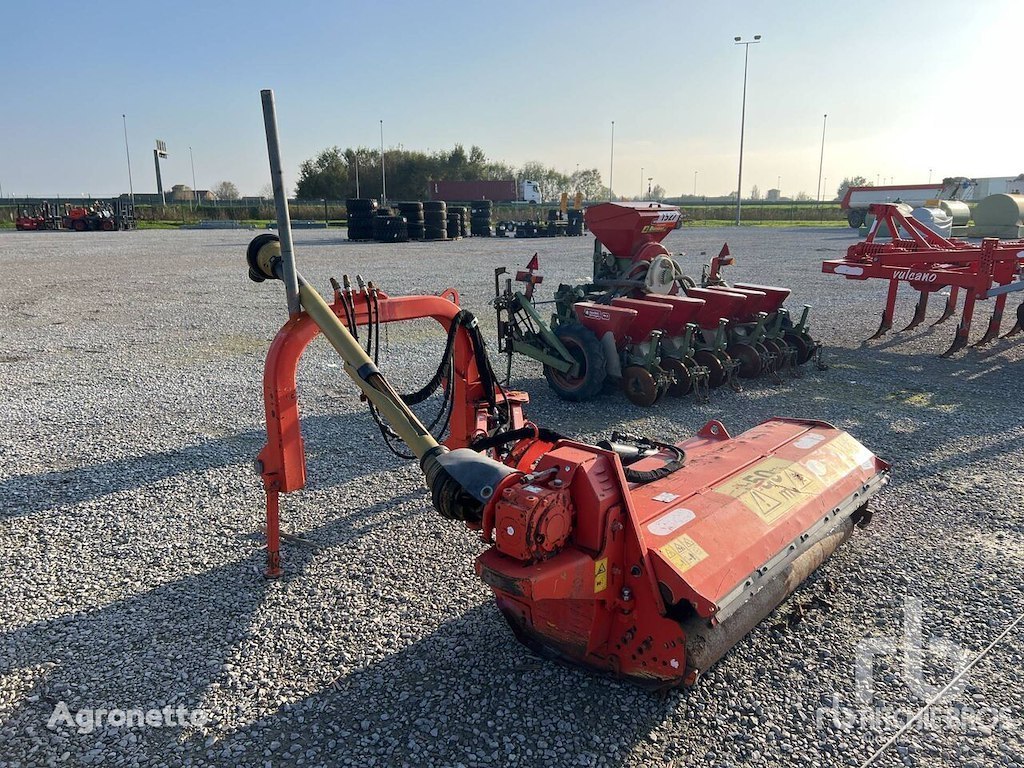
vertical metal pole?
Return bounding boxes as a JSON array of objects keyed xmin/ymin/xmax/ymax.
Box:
[
  {"xmin": 122, "ymin": 114, "xmax": 134, "ymax": 207},
  {"xmin": 189, "ymin": 145, "xmax": 197, "ymax": 211},
  {"xmin": 153, "ymin": 149, "xmax": 165, "ymax": 206},
  {"xmin": 816, "ymin": 113, "xmax": 827, "ymax": 202},
  {"xmin": 609, "ymin": 121, "xmax": 615, "ymax": 201},
  {"xmin": 693, "ymin": 171, "xmax": 697, "ymax": 197},
  {"xmin": 735, "ymin": 43, "xmax": 749, "ymax": 226},
  {"xmin": 260, "ymin": 89, "xmax": 300, "ymax": 317},
  {"xmin": 640, "ymin": 167, "xmax": 643, "ymax": 200},
  {"xmin": 355, "ymin": 159, "xmax": 360, "ymax": 198},
  {"xmin": 379, "ymin": 120, "xmax": 386, "ymax": 205},
  {"xmin": 323, "ymin": 198, "xmax": 328, "ymax": 228}
]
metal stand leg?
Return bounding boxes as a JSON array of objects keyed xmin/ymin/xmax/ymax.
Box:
[{"xmin": 265, "ymin": 488, "xmax": 283, "ymax": 578}]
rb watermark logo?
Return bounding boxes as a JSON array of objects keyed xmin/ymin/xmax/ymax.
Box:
[
  {"xmin": 816, "ymin": 597, "xmax": 1014, "ymax": 734},
  {"xmin": 47, "ymin": 702, "xmax": 208, "ymax": 735}
]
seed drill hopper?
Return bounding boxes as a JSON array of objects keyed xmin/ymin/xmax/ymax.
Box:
[
  {"xmin": 249, "ymin": 90, "xmax": 889, "ymax": 689},
  {"xmin": 822, "ymin": 203, "xmax": 1024, "ymax": 356},
  {"xmin": 495, "ymin": 202, "xmax": 821, "ymax": 406}
]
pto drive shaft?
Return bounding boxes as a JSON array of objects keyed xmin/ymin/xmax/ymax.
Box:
[{"xmin": 246, "ymin": 234, "xmax": 516, "ymax": 523}]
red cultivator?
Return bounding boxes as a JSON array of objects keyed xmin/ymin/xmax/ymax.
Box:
[{"xmin": 822, "ymin": 203, "xmax": 1024, "ymax": 356}]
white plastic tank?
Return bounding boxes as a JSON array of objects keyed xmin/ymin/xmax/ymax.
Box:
[
  {"xmin": 911, "ymin": 206, "xmax": 953, "ymax": 238},
  {"xmin": 938, "ymin": 199, "xmax": 971, "ymax": 227}
]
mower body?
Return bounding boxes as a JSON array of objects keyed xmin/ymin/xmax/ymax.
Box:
[{"xmin": 477, "ymin": 418, "xmax": 888, "ymax": 688}]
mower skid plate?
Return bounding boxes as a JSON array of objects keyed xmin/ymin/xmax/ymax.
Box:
[{"xmin": 629, "ymin": 418, "xmax": 889, "ymax": 623}]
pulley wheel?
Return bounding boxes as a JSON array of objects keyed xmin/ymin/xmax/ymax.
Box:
[
  {"xmin": 660, "ymin": 357, "xmax": 693, "ymax": 397},
  {"xmin": 693, "ymin": 349, "xmax": 726, "ymax": 388},
  {"xmin": 621, "ymin": 366, "xmax": 660, "ymax": 407},
  {"xmin": 727, "ymin": 343, "xmax": 762, "ymax": 379}
]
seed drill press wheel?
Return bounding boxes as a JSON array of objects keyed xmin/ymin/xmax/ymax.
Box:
[
  {"xmin": 693, "ymin": 349, "xmax": 727, "ymax": 388},
  {"xmin": 542, "ymin": 323, "xmax": 607, "ymax": 402},
  {"xmin": 621, "ymin": 365, "xmax": 661, "ymax": 407},
  {"xmin": 783, "ymin": 330, "xmax": 812, "ymax": 365},
  {"xmin": 727, "ymin": 343, "xmax": 762, "ymax": 379},
  {"xmin": 660, "ymin": 357, "xmax": 693, "ymax": 397}
]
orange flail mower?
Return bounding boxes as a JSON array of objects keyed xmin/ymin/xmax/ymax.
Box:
[{"xmin": 249, "ymin": 89, "xmax": 889, "ymax": 688}]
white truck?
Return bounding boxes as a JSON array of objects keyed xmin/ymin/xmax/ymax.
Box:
[{"xmin": 520, "ymin": 180, "xmax": 542, "ymax": 204}]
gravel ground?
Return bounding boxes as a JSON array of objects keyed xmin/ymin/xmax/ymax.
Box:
[{"xmin": 0, "ymin": 226, "xmax": 1021, "ymax": 768}]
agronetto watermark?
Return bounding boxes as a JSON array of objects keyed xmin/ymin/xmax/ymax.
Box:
[
  {"xmin": 47, "ymin": 701, "xmax": 209, "ymax": 735},
  {"xmin": 815, "ymin": 596, "xmax": 1016, "ymax": 736}
]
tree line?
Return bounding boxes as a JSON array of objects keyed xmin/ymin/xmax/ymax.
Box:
[{"xmin": 293, "ymin": 144, "xmax": 608, "ymax": 202}]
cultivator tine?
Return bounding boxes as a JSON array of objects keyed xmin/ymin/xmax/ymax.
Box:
[
  {"xmin": 867, "ymin": 280, "xmax": 899, "ymax": 340},
  {"xmin": 941, "ymin": 292, "xmax": 977, "ymax": 357},
  {"xmin": 931, "ymin": 288, "xmax": 959, "ymax": 326},
  {"xmin": 900, "ymin": 291, "xmax": 929, "ymax": 332},
  {"xmin": 974, "ymin": 293, "xmax": 1006, "ymax": 347},
  {"xmin": 1001, "ymin": 312, "xmax": 1023, "ymax": 338}
]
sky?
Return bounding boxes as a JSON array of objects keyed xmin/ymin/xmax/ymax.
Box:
[{"xmin": 2, "ymin": 0, "xmax": 1021, "ymax": 200}]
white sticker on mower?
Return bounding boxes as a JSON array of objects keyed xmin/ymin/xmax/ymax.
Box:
[
  {"xmin": 648, "ymin": 507, "xmax": 696, "ymax": 536},
  {"xmin": 794, "ymin": 433, "xmax": 826, "ymax": 450},
  {"xmin": 522, "ymin": 485, "xmax": 543, "ymax": 493},
  {"xmin": 834, "ymin": 265, "xmax": 864, "ymax": 277},
  {"xmin": 805, "ymin": 459, "xmax": 828, "ymax": 478},
  {"xmin": 582, "ymin": 307, "xmax": 611, "ymax": 321}
]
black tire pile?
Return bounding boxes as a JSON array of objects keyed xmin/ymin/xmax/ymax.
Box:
[
  {"xmin": 346, "ymin": 198, "xmax": 377, "ymax": 240},
  {"xmin": 446, "ymin": 211, "xmax": 462, "ymax": 240},
  {"xmin": 372, "ymin": 206, "xmax": 409, "ymax": 243},
  {"xmin": 423, "ymin": 201, "xmax": 447, "ymax": 240},
  {"xmin": 470, "ymin": 200, "xmax": 493, "ymax": 236},
  {"xmin": 397, "ymin": 202, "xmax": 425, "ymax": 240},
  {"xmin": 450, "ymin": 206, "xmax": 470, "ymax": 238}
]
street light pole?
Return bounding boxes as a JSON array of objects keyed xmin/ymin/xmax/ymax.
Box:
[
  {"xmin": 355, "ymin": 159, "xmax": 360, "ymax": 198},
  {"xmin": 122, "ymin": 114, "xmax": 134, "ymax": 206},
  {"xmin": 640, "ymin": 166, "xmax": 643, "ymax": 200},
  {"xmin": 379, "ymin": 120, "xmax": 387, "ymax": 205},
  {"xmin": 609, "ymin": 121, "xmax": 615, "ymax": 201},
  {"xmin": 734, "ymin": 34, "xmax": 761, "ymax": 226},
  {"xmin": 816, "ymin": 113, "xmax": 827, "ymax": 202},
  {"xmin": 189, "ymin": 145, "xmax": 197, "ymax": 211},
  {"xmin": 693, "ymin": 170, "xmax": 698, "ymax": 197}
]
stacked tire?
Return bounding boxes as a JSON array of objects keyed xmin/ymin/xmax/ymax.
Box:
[
  {"xmin": 398, "ymin": 202, "xmax": 425, "ymax": 240},
  {"xmin": 448, "ymin": 206, "xmax": 469, "ymax": 238},
  {"xmin": 373, "ymin": 207, "xmax": 409, "ymax": 243},
  {"xmin": 470, "ymin": 200, "xmax": 492, "ymax": 236},
  {"xmin": 424, "ymin": 201, "xmax": 447, "ymax": 240},
  {"xmin": 447, "ymin": 211, "xmax": 462, "ymax": 240},
  {"xmin": 346, "ymin": 198, "xmax": 377, "ymax": 240}
]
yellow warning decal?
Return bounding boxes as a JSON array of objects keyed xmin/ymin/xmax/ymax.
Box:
[
  {"xmin": 659, "ymin": 534, "xmax": 709, "ymax": 573},
  {"xmin": 594, "ymin": 558, "xmax": 608, "ymax": 593},
  {"xmin": 715, "ymin": 457, "xmax": 824, "ymax": 524}
]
